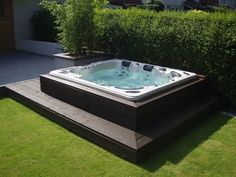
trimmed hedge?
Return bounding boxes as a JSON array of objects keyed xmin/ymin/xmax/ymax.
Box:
[{"xmin": 95, "ymin": 9, "xmax": 236, "ymax": 107}]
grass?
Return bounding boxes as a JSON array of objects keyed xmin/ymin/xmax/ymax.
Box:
[{"xmin": 0, "ymin": 98, "xmax": 236, "ymax": 177}]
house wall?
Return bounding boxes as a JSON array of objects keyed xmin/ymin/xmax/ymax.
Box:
[
  {"xmin": 13, "ymin": 0, "xmax": 40, "ymax": 44},
  {"xmin": 12, "ymin": 0, "xmax": 61, "ymax": 56},
  {"xmin": 110, "ymin": 0, "xmax": 185, "ymax": 8},
  {"xmin": 219, "ymin": 0, "xmax": 236, "ymax": 7},
  {"xmin": 0, "ymin": 0, "xmax": 15, "ymax": 51},
  {"xmin": 163, "ymin": 0, "xmax": 184, "ymax": 8}
]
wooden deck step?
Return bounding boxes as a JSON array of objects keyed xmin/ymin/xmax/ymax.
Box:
[
  {"xmin": 3, "ymin": 79, "xmax": 220, "ymax": 163},
  {"xmin": 0, "ymin": 86, "xmax": 5, "ymax": 97},
  {"xmin": 40, "ymin": 74, "xmax": 212, "ymax": 130}
]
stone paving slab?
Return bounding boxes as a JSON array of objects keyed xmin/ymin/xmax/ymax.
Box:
[{"xmin": 0, "ymin": 51, "xmax": 61, "ymax": 85}]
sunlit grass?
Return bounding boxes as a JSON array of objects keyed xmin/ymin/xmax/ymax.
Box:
[{"xmin": 0, "ymin": 98, "xmax": 235, "ymax": 177}]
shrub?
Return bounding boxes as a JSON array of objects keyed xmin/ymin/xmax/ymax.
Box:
[
  {"xmin": 30, "ymin": 9, "xmax": 58, "ymax": 42},
  {"xmin": 41, "ymin": 0, "xmax": 95, "ymax": 55},
  {"xmin": 95, "ymin": 9, "xmax": 236, "ymax": 108}
]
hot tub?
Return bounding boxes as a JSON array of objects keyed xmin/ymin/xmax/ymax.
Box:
[{"xmin": 49, "ymin": 59, "xmax": 196, "ymax": 101}]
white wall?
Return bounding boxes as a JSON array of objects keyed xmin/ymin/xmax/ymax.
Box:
[
  {"xmin": 13, "ymin": 0, "xmax": 62, "ymax": 56},
  {"xmin": 13, "ymin": 0, "xmax": 41, "ymax": 42}
]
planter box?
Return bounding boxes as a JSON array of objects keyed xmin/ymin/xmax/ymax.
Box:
[
  {"xmin": 15, "ymin": 40, "xmax": 62, "ymax": 57},
  {"xmin": 54, "ymin": 52, "xmax": 113, "ymax": 68}
]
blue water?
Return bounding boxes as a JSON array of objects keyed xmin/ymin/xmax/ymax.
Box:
[{"xmin": 81, "ymin": 68, "xmax": 170, "ymax": 89}]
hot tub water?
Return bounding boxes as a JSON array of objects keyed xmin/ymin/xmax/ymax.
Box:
[{"xmin": 49, "ymin": 59, "xmax": 196, "ymax": 101}]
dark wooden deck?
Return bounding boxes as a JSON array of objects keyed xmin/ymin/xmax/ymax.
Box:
[
  {"xmin": 40, "ymin": 75, "xmax": 211, "ymax": 130},
  {"xmin": 0, "ymin": 86, "xmax": 5, "ymax": 97},
  {"xmin": 2, "ymin": 79, "xmax": 220, "ymax": 163}
]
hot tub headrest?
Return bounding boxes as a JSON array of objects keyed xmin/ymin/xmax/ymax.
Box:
[
  {"xmin": 121, "ymin": 61, "xmax": 131, "ymax": 67},
  {"xmin": 143, "ymin": 65, "xmax": 154, "ymax": 72}
]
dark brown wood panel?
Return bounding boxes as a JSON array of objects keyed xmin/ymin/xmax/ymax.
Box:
[
  {"xmin": 0, "ymin": 86, "xmax": 6, "ymax": 97},
  {"xmin": 0, "ymin": 0, "xmax": 15, "ymax": 51},
  {"xmin": 40, "ymin": 75, "xmax": 138, "ymax": 130},
  {"xmin": 40, "ymin": 75, "xmax": 213, "ymax": 130}
]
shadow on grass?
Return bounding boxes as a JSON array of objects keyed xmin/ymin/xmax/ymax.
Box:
[{"xmin": 140, "ymin": 112, "xmax": 232, "ymax": 172}]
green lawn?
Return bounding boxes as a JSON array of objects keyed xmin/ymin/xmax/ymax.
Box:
[{"xmin": 0, "ymin": 98, "xmax": 236, "ymax": 177}]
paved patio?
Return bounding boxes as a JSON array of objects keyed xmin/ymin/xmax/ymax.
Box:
[{"xmin": 0, "ymin": 51, "xmax": 60, "ymax": 85}]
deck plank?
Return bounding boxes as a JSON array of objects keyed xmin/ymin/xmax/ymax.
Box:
[
  {"xmin": 5, "ymin": 79, "xmax": 138, "ymax": 149},
  {"xmin": 0, "ymin": 86, "xmax": 5, "ymax": 97},
  {"xmin": 3, "ymin": 78, "xmax": 220, "ymax": 163}
]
